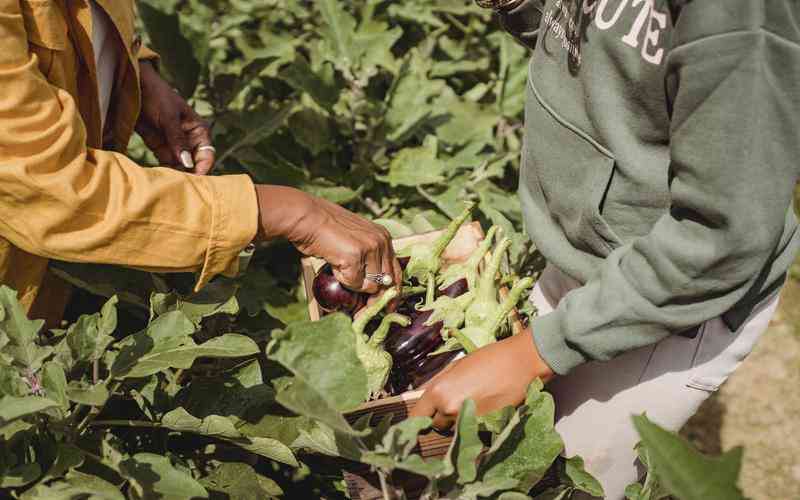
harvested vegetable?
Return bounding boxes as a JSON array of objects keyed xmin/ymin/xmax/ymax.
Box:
[
  {"xmin": 438, "ymin": 225, "xmax": 499, "ymax": 292},
  {"xmin": 463, "ymin": 237, "xmax": 513, "ymax": 329},
  {"xmin": 397, "ymin": 202, "xmax": 476, "ymax": 283},
  {"xmin": 351, "ymin": 288, "xmax": 407, "ymax": 399},
  {"xmin": 313, "ymin": 263, "xmax": 366, "ymax": 315}
]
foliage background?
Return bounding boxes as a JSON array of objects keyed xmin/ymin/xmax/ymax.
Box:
[{"xmin": 0, "ymin": 0, "xmax": 797, "ymax": 498}]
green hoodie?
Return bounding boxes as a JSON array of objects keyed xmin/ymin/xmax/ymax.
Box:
[{"xmin": 498, "ymin": 0, "xmax": 800, "ymax": 374}]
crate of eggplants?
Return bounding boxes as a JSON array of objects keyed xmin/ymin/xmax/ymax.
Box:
[{"xmin": 309, "ymin": 203, "xmax": 528, "ymax": 396}]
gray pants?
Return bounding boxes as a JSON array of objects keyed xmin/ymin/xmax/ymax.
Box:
[{"xmin": 531, "ymin": 265, "xmax": 780, "ymax": 499}]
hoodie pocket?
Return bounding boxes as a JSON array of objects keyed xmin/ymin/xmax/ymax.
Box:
[{"xmin": 525, "ymin": 78, "xmax": 622, "ymax": 255}]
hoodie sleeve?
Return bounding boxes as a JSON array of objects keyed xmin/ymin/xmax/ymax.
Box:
[
  {"xmin": 531, "ymin": 0, "xmax": 800, "ymax": 374},
  {"xmin": 496, "ymin": 0, "xmax": 545, "ymax": 50}
]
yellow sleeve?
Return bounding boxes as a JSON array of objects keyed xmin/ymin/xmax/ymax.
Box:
[
  {"xmin": 0, "ymin": 0, "xmax": 258, "ymax": 291},
  {"xmin": 137, "ymin": 42, "xmax": 160, "ymax": 63}
]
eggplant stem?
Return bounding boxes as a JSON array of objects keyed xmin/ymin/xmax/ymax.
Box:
[
  {"xmin": 439, "ymin": 225, "xmax": 499, "ymax": 290},
  {"xmin": 425, "ymin": 272, "xmax": 436, "ymax": 306},
  {"xmin": 430, "ymin": 202, "xmax": 476, "ymax": 258},
  {"xmin": 453, "ymin": 329, "xmax": 479, "ymax": 354},
  {"xmin": 487, "ymin": 277, "xmax": 534, "ymax": 335},
  {"xmin": 352, "ymin": 288, "xmax": 398, "ymax": 335},
  {"xmin": 478, "ymin": 238, "xmax": 512, "ymax": 301},
  {"xmin": 369, "ymin": 313, "xmax": 410, "ymax": 347}
]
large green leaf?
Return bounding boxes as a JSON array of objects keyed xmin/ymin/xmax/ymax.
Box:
[
  {"xmin": 161, "ymin": 407, "xmax": 298, "ymax": 466},
  {"xmin": 63, "ymin": 296, "xmax": 118, "ymax": 366},
  {"xmin": 138, "ymin": 1, "xmax": 202, "ymax": 96},
  {"xmin": 446, "ymin": 399, "xmax": 483, "ymax": 484},
  {"xmin": 632, "ymin": 415, "xmax": 746, "ymax": 500},
  {"xmin": 120, "ymin": 453, "xmax": 209, "ymax": 500},
  {"xmin": 377, "ymin": 136, "xmax": 447, "ymax": 187},
  {"xmin": 21, "ymin": 470, "xmax": 123, "ymax": 500},
  {"xmin": 0, "ymin": 286, "xmax": 51, "ymax": 371},
  {"xmin": 200, "ymin": 462, "xmax": 283, "ymax": 500},
  {"xmin": 0, "ymin": 396, "xmax": 58, "ymax": 427},
  {"xmin": 480, "ymin": 381, "xmax": 564, "ymax": 492},
  {"xmin": 111, "ymin": 311, "xmax": 258, "ymax": 379},
  {"xmin": 267, "ymin": 314, "xmax": 367, "ymax": 413}
]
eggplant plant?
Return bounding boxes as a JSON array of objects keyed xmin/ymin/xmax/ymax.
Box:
[{"xmin": 463, "ymin": 237, "xmax": 513, "ymax": 329}]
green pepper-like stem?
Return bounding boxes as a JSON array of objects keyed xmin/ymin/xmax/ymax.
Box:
[
  {"xmin": 352, "ymin": 288, "xmax": 399, "ymax": 335},
  {"xmin": 369, "ymin": 313, "xmax": 410, "ymax": 347},
  {"xmin": 478, "ymin": 238, "xmax": 512, "ymax": 302},
  {"xmin": 430, "ymin": 202, "xmax": 476, "ymax": 259},
  {"xmin": 453, "ymin": 329, "xmax": 479, "ymax": 354},
  {"xmin": 439, "ymin": 225, "xmax": 499, "ymax": 290},
  {"xmin": 425, "ymin": 272, "xmax": 436, "ymax": 307},
  {"xmin": 486, "ymin": 277, "xmax": 534, "ymax": 336}
]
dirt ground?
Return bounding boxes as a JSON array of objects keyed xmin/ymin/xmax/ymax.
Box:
[{"xmin": 680, "ymin": 262, "xmax": 800, "ymax": 498}]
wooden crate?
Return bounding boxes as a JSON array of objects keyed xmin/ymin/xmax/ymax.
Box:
[{"xmin": 300, "ymin": 223, "xmax": 514, "ymax": 500}]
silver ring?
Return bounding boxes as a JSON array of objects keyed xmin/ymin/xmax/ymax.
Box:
[
  {"xmin": 196, "ymin": 145, "xmax": 216, "ymax": 154},
  {"xmin": 366, "ymin": 273, "xmax": 393, "ymax": 287}
]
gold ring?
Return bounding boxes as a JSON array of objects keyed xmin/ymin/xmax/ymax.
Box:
[{"xmin": 366, "ymin": 273, "xmax": 393, "ymax": 287}]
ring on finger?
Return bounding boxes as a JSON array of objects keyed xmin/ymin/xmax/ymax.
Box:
[
  {"xmin": 196, "ymin": 145, "xmax": 216, "ymax": 154},
  {"xmin": 366, "ymin": 272, "xmax": 393, "ymax": 287}
]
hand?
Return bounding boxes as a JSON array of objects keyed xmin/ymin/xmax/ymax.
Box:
[
  {"xmin": 409, "ymin": 329, "xmax": 554, "ymax": 431},
  {"xmin": 136, "ymin": 61, "xmax": 215, "ymax": 175},
  {"xmin": 254, "ymin": 185, "xmax": 402, "ymax": 294}
]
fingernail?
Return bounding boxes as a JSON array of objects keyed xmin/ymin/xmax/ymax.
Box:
[{"xmin": 180, "ymin": 150, "xmax": 195, "ymax": 169}]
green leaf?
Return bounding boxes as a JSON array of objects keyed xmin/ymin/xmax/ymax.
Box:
[
  {"xmin": 40, "ymin": 361, "xmax": 68, "ymax": 409},
  {"xmin": 162, "ymin": 408, "xmax": 298, "ymax": 466},
  {"xmin": 0, "ymin": 363, "xmax": 29, "ymax": 397},
  {"xmin": 111, "ymin": 311, "xmax": 257, "ymax": 379},
  {"xmin": 63, "ymin": 296, "xmax": 118, "ymax": 364},
  {"xmin": 631, "ymin": 415, "xmax": 746, "ymax": 500},
  {"xmin": 480, "ymin": 381, "xmax": 564, "ymax": 492},
  {"xmin": 562, "ymin": 456, "xmax": 604, "ymax": 497},
  {"xmin": 22, "ymin": 470, "xmax": 123, "ymax": 500},
  {"xmin": 66, "ymin": 381, "xmax": 109, "ymax": 406},
  {"xmin": 267, "ymin": 314, "xmax": 367, "ymax": 413},
  {"xmin": 120, "ymin": 453, "xmax": 209, "ymax": 500},
  {"xmin": 377, "ymin": 136, "xmax": 447, "ymax": 187},
  {"xmin": 200, "ymin": 462, "xmax": 283, "ymax": 500},
  {"xmin": 138, "ymin": 1, "xmax": 202, "ymax": 96},
  {"xmin": 150, "ymin": 280, "xmax": 239, "ymax": 327},
  {"xmin": 0, "ymin": 396, "xmax": 58, "ymax": 427},
  {"xmin": 0, "ymin": 286, "xmax": 51, "ymax": 371},
  {"xmin": 446, "ymin": 399, "xmax": 482, "ymax": 484},
  {"xmin": 317, "ymin": 0, "xmax": 359, "ymax": 70}
]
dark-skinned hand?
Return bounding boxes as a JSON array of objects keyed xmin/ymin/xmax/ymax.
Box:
[{"xmin": 136, "ymin": 60, "xmax": 215, "ymax": 175}]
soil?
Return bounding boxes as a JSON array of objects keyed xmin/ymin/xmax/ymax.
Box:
[{"xmin": 680, "ymin": 261, "xmax": 800, "ymax": 498}]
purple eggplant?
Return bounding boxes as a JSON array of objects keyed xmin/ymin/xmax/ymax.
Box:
[
  {"xmin": 383, "ymin": 308, "xmax": 444, "ymax": 369},
  {"xmin": 312, "ymin": 263, "xmax": 366, "ymax": 315},
  {"xmin": 439, "ymin": 278, "xmax": 468, "ymax": 298},
  {"xmin": 392, "ymin": 350, "xmax": 461, "ymax": 391}
]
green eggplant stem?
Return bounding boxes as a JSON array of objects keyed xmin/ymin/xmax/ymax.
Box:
[
  {"xmin": 369, "ymin": 313, "xmax": 410, "ymax": 347},
  {"xmin": 352, "ymin": 287, "xmax": 398, "ymax": 335},
  {"xmin": 478, "ymin": 238, "xmax": 512, "ymax": 301},
  {"xmin": 487, "ymin": 277, "xmax": 534, "ymax": 335},
  {"xmin": 453, "ymin": 329, "xmax": 479, "ymax": 354},
  {"xmin": 430, "ymin": 202, "xmax": 476, "ymax": 258}
]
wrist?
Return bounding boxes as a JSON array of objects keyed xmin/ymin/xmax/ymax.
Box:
[
  {"xmin": 254, "ymin": 185, "xmax": 316, "ymax": 242},
  {"xmin": 511, "ymin": 328, "xmax": 555, "ymax": 384}
]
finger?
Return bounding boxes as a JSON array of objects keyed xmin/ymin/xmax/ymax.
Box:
[
  {"xmin": 163, "ymin": 113, "xmax": 193, "ymax": 170},
  {"xmin": 359, "ymin": 239, "xmax": 383, "ymax": 294},
  {"xmin": 431, "ymin": 411, "xmax": 455, "ymax": 434},
  {"xmin": 409, "ymin": 390, "xmax": 437, "ymax": 419},
  {"xmin": 136, "ymin": 122, "xmax": 174, "ymax": 165},
  {"xmin": 186, "ymin": 115, "xmax": 215, "ymax": 175},
  {"xmin": 332, "ymin": 261, "xmax": 368, "ymax": 292},
  {"xmin": 193, "ymin": 147, "xmax": 215, "ymax": 175}
]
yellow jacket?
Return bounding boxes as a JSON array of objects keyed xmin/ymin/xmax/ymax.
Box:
[{"xmin": 0, "ymin": 0, "xmax": 258, "ymax": 317}]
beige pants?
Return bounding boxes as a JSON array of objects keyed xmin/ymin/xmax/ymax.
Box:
[{"xmin": 531, "ymin": 265, "xmax": 780, "ymax": 499}]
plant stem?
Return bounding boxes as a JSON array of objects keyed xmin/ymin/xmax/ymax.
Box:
[
  {"xmin": 369, "ymin": 313, "xmax": 409, "ymax": 347},
  {"xmin": 89, "ymin": 419, "xmax": 162, "ymax": 429},
  {"xmin": 77, "ymin": 380, "xmax": 122, "ymax": 434},
  {"xmin": 353, "ymin": 288, "xmax": 399, "ymax": 335},
  {"xmin": 377, "ymin": 469, "xmax": 397, "ymax": 500}
]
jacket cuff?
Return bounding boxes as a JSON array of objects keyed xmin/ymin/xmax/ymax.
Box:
[
  {"xmin": 531, "ymin": 310, "xmax": 587, "ymax": 375},
  {"xmin": 194, "ymin": 174, "xmax": 259, "ymax": 291}
]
